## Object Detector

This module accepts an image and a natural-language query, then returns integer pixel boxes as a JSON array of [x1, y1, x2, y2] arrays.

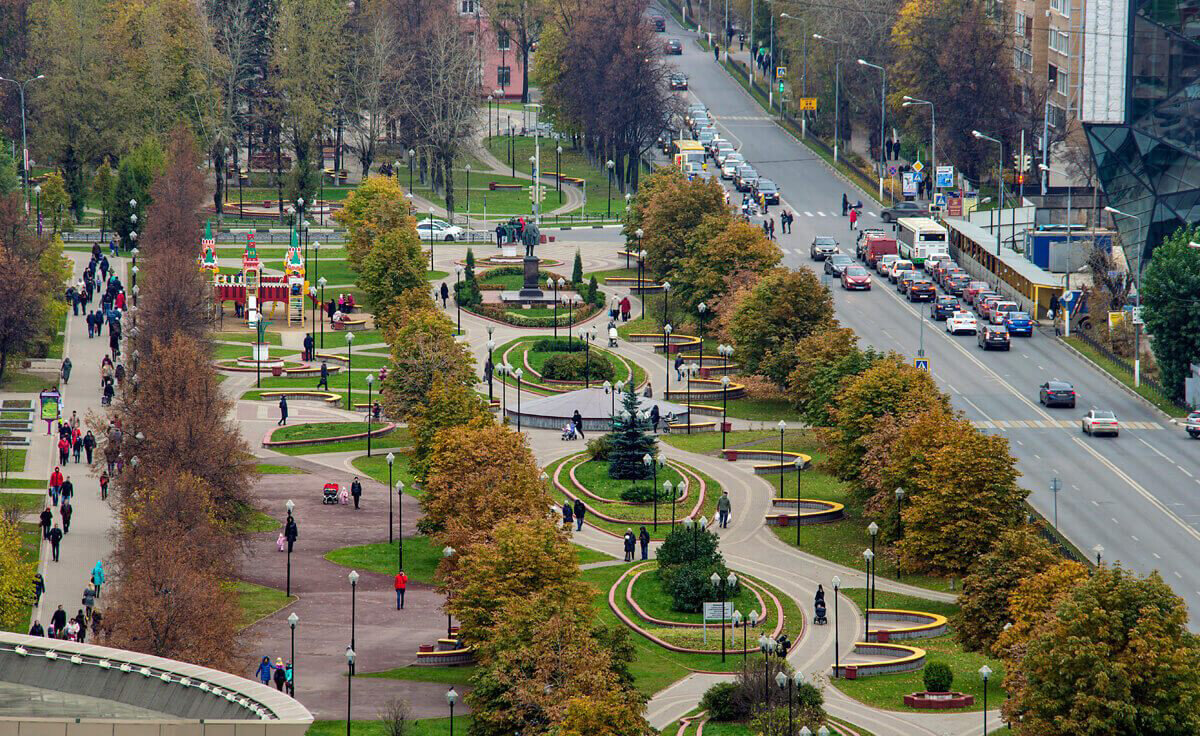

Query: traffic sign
[[776, 66, 787, 78], [888, 166, 897, 176], [778, 81, 785, 93], [934, 193, 947, 208], [911, 160, 924, 173], [797, 97, 818, 111], [914, 358, 930, 372]]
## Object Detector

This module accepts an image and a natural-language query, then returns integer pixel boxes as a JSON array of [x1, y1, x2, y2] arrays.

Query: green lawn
[[630, 568, 758, 625], [1063, 336, 1187, 417], [833, 589, 1004, 713], [270, 436, 405, 457], [0, 492, 43, 516], [1, 450, 27, 474], [325, 533, 442, 583], [411, 170, 534, 216], [485, 137, 631, 219], [361, 664, 476, 686], [214, 330, 284, 346], [493, 336, 646, 392], [0, 371, 54, 393], [213, 343, 300, 361], [572, 458, 686, 503], [0, 478, 48, 489], [232, 581, 295, 629], [721, 397, 802, 423], [17, 522, 39, 566], [256, 463, 307, 475], [576, 545, 617, 565], [236, 510, 281, 534], [349, 451, 419, 496], [273, 422, 375, 442], [307, 718, 469, 736]]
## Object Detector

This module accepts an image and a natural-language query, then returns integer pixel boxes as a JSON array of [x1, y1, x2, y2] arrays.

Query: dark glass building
[[1083, 0, 1200, 269]]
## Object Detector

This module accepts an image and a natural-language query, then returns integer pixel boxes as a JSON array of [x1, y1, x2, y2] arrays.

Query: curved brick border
[[722, 448, 813, 473], [551, 452, 708, 534], [258, 390, 342, 404], [262, 422, 397, 448], [864, 609, 949, 642], [565, 454, 692, 507], [903, 691, 976, 709], [624, 565, 769, 629], [608, 562, 791, 655], [832, 642, 926, 678], [764, 498, 846, 527], [495, 337, 646, 395]]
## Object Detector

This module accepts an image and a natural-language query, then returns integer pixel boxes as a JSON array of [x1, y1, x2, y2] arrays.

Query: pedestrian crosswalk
[[972, 419, 1164, 430], [718, 115, 772, 121]]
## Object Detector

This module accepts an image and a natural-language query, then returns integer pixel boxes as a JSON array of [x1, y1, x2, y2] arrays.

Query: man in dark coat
[[284, 514, 298, 552], [302, 333, 314, 362], [48, 524, 63, 562], [572, 410, 585, 440], [350, 476, 363, 509], [278, 396, 288, 426], [317, 362, 329, 390], [439, 282, 449, 308], [51, 605, 67, 634]]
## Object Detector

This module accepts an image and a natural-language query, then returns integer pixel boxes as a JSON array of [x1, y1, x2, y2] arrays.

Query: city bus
[[896, 217, 949, 266], [672, 140, 707, 171]]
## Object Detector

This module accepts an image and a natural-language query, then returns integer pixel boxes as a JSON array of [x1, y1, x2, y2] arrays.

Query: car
[[963, 281, 992, 304], [946, 311, 978, 335], [649, 13, 666, 30], [1039, 380, 1076, 408], [876, 254, 900, 276], [930, 296, 961, 320], [1004, 311, 1034, 336], [754, 179, 780, 204], [990, 301, 1020, 324], [841, 265, 871, 290], [940, 268, 967, 288], [416, 220, 465, 241], [889, 259, 915, 284], [810, 236, 838, 260], [713, 140, 736, 162], [907, 277, 937, 302], [685, 105, 708, 125], [925, 254, 953, 274], [690, 116, 711, 131], [720, 154, 745, 179], [897, 271, 920, 294], [825, 254, 853, 276], [734, 166, 759, 192], [669, 73, 688, 90], [1082, 409, 1120, 436], [697, 129, 718, 146], [946, 275, 971, 296], [856, 228, 887, 259], [665, 38, 683, 54], [1184, 410, 1200, 438], [880, 200, 930, 223], [977, 294, 1003, 319], [978, 324, 1011, 350]]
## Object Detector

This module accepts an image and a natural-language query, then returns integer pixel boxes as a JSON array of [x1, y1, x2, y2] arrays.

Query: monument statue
[[523, 222, 541, 257]]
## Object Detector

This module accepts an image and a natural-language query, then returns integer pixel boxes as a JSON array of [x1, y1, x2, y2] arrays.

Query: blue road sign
[[914, 358, 930, 372], [934, 193, 947, 208]]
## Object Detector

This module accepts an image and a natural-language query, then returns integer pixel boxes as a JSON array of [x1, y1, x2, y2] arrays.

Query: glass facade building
[[1083, 0, 1200, 270]]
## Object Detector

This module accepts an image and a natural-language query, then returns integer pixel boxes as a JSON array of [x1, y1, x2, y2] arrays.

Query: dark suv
[[907, 277, 937, 302], [880, 201, 929, 223], [1039, 380, 1076, 408], [930, 296, 961, 320], [978, 324, 1011, 351]]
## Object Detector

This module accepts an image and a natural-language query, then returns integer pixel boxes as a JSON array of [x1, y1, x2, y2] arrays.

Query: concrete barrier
[[833, 642, 926, 678]]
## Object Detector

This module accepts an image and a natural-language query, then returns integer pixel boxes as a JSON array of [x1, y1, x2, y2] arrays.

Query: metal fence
[[1070, 330, 1190, 411]]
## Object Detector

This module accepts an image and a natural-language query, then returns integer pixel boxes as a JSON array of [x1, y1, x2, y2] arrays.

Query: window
[[1048, 103, 1066, 129], [1057, 67, 1070, 95], [1048, 29, 1070, 54], [459, 0, 477, 13], [1014, 48, 1033, 72], [1049, 0, 1069, 16], [497, 28, 511, 51], [1015, 11, 1026, 36], [1048, 62, 1058, 85], [497, 65, 511, 87]]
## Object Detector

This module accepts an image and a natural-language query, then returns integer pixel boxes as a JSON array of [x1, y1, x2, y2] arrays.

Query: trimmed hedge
[[542, 352, 616, 383]]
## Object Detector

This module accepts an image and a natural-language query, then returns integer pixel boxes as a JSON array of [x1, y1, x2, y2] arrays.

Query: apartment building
[[457, 0, 526, 99], [1011, 0, 1084, 132]]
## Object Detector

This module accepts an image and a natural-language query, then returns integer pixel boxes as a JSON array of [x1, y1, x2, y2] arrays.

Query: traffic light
[[1013, 153, 1032, 172]]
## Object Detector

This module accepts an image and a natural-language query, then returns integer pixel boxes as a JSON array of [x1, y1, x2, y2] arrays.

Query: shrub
[[619, 482, 658, 502], [587, 434, 612, 461], [454, 279, 482, 308], [656, 524, 722, 567], [659, 560, 728, 612], [533, 338, 585, 353], [700, 682, 747, 721], [572, 250, 584, 284], [923, 661, 954, 693], [541, 352, 616, 383]]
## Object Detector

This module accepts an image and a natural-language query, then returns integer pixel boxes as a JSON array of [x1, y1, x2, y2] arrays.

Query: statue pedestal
[[518, 256, 544, 299]]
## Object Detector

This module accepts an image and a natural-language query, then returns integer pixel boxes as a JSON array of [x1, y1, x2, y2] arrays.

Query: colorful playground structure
[[202, 223, 310, 327]]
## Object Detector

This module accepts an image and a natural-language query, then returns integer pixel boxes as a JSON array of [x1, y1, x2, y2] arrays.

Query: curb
[[1056, 337, 1177, 422]]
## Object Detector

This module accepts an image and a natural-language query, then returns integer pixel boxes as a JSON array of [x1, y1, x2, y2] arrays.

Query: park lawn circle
[[493, 336, 647, 394], [629, 567, 764, 627], [271, 421, 376, 442], [546, 452, 720, 540], [325, 533, 443, 584], [476, 266, 565, 291], [831, 589, 1005, 713], [572, 457, 685, 504]]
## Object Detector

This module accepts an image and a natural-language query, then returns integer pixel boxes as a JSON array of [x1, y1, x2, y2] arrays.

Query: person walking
[[643, 382, 653, 398], [713, 43, 720, 62], [72, 433, 82, 463], [623, 529, 636, 562], [51, 606, 67, 636], [284, 514, 298, 552], [717, 490, 733, 528], [61, 499, 73, 534], [273, 659, 286, 691], [28, 620, 44, 637], [58, 436, 69, 466], [277, 395, 288, 426], [302, 333, 314, 362], [394, 570, 408, 610], [33, 573, 44, 604], [98, 472, 109, 501], [849, 206, 858, 231], [317, 361, 329, 390], [571, 410, 585, 440], [573, 498, 585, 531], [768, 217, 776, 239], [650, 404, 660, 433], [92, 560, 105, 596], [842, 193, 849, 216], [39, 507, 52, 539], [82, 583, 95, 619], [350, 476, 363, 509], [638, 526, 650, 560], [439, 282, 450, 309], [49, 467, 63, 506], [562, 501, 574, 530], [674, 354, 685, 381], [61, 476, 73, 504], [83, 430, 96, 464], [48, 524, 63, 562], [61, 357, 72, 385], [619, 296, 631, 322], [256, 657, 273, 686]]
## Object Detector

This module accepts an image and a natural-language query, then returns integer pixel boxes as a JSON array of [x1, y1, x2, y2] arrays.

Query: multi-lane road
[[659, 8, 1200, 624]]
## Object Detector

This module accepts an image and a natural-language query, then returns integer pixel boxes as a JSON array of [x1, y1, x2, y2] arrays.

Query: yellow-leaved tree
[[0, 517, 35, 631]]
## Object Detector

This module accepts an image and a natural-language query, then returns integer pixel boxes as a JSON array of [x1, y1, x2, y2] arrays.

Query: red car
[[841, 265, 871, 290]]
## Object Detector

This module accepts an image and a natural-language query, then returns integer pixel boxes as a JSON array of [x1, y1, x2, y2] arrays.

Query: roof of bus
[[896, 217, 946, 232], [676, 140, 705, 150]]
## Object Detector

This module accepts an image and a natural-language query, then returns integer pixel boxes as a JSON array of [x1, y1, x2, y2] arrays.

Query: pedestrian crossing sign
[[934, 193, 947, 208], [914, 358, 930, 372]]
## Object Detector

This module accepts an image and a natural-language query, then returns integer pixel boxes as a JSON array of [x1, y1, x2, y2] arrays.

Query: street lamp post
[[867, 522, 878, 608], [857, 58, 887, 201], [1093, 544, 1104, 567], [386, 453, 395, 543], [980, 665, 992, 734], [345, 332, 355, 410], [285, 499, 296, 596], [638, 248, 648, 319], [0, 73, 45, 205], [903, 96, 936, 199], [348, 570, 359, 674], [863, 548, 875, 639], [832, 575, 841, 677], [662, 281, 672, 326], [895, 487, 905, 580], [663, 324, 673, 401], [973, 130, 1005, 255], [556, 146, 563, 204], [712, 572, 737, 662], [758, 635, 775, 707], [1105, 206, 1144, 385], [365, 374, 375, 457], [446, 689, 459, 736], [34, 185, 40, 234], [498, 363, 509, 417], [795, 457, 805, 545], [396, 480, 405, 570], [454, 265, 463, 334], [696, 302, 707, 373], [345, 648, 355, 736], [464, 164, 470, 221], [811, 35, 841, 161], [407, 148, 415, 193], [777, 420, 787, 495], [662, 479, 673, 529], [583, 327, 596, 387], [442, 546, 456, 636], [288, 612, 298, 692], [606, 160, 615, 218], [514, 368, 524, 431], [775, 671, 792, 736], [720, 375, 731, 449]]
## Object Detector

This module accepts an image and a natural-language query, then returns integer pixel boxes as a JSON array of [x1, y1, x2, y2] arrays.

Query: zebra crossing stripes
[[971, 419, 1163, 431]]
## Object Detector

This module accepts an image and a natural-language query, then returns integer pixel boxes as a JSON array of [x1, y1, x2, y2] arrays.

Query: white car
[[990, 301, 1020, 324], [1082, 409, 1120, 437], [721, 153, 745, 179], [946, 311, 978, 335], [417, 220, 465, 241]]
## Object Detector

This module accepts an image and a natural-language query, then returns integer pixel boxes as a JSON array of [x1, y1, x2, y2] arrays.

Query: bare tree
[[378, 697, 411, 736], [198, 0, 258, 219], [346, 0, 401, 179]]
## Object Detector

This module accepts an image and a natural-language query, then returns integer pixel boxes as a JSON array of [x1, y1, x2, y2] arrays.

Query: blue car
[[1004, 312, 1034, 336]]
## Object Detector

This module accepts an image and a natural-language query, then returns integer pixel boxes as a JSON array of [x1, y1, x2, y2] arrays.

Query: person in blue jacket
[[256, 656, 272, 686]]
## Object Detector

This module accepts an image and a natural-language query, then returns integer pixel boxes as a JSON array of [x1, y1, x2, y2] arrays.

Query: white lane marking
[[804, 211, 813, 217], [1176, 571, 1184, 579], [1131, 535, 1139, 541], [1137, 436, 1174, 462], [1184, 467, 1195, 478], [1154, 552, 1162, 559], [1112, 517, 1120, 525]]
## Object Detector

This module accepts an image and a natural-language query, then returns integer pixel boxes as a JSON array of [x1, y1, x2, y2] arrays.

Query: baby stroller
[[561, 423, 579, 441], [813, 600, 828, 625], [322, 482, 340, 505]]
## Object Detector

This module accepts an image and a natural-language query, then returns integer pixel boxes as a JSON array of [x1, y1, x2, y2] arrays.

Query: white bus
[[896, 217, 948, 266]]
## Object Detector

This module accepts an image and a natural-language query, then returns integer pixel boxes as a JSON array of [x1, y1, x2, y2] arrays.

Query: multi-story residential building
[[457, 0, 526, 99], [1010, 0, 1085, 134]]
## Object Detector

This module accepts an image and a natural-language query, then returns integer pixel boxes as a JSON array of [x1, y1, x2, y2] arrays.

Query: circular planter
[[902, 691, 976, 709]]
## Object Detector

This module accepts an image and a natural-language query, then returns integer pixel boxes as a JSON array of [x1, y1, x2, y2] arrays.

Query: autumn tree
[[0, 516, 36, 631], [358, 225, 427, 315], [334, 175, 414, 270], [558, 693, 653, 736], [1005, 566, 1200, 735], [39, 171, 71, 232], [994, 559, 1088, 660], [141, 127, 206, 258], [822, 356, 949, 483], [110, 139, 166, 247], [674, 216, 781, 314], [381, 308, 475, 417], [621, 166, 679, 243], [406, 375, 493, 483], [420, 423, 551, 557], [954, 526, 1059, 652], [785, 328, 882, 425], [723, 268, 834, 379], [638, 173, 727, 281], [0, 243, 56, 381], [1140, 225, 1200, 399]]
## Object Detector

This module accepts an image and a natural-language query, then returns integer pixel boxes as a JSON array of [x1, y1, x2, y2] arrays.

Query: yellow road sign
[[797, 97, 818, 111]]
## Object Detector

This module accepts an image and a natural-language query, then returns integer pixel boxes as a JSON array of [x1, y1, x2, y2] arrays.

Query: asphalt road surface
[[660, 7, 1200, 625]]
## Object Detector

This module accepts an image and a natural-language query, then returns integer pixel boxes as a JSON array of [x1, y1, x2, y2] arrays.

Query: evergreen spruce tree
[[572, 249, 584, 284], [607, 384, 657, 480]]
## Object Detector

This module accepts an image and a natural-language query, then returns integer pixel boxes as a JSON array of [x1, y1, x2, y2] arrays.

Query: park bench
[[330, 318, 368, 332], [258, 390, 341, 404], [833, 642, 926, 679], [488, 182, 524, 191]]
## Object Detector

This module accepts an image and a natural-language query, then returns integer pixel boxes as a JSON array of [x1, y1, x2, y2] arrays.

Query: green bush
[[541, 352, 616, 383], [587, 434, 612, 461], [656, 524, 722, 567], [659, 560, 737, 612], [700, 682, 747, 721], [619, 482, 658, 502], [454, 279, 482, 308], [533, 338, 585, 353], [923, 661, 954, 693]]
